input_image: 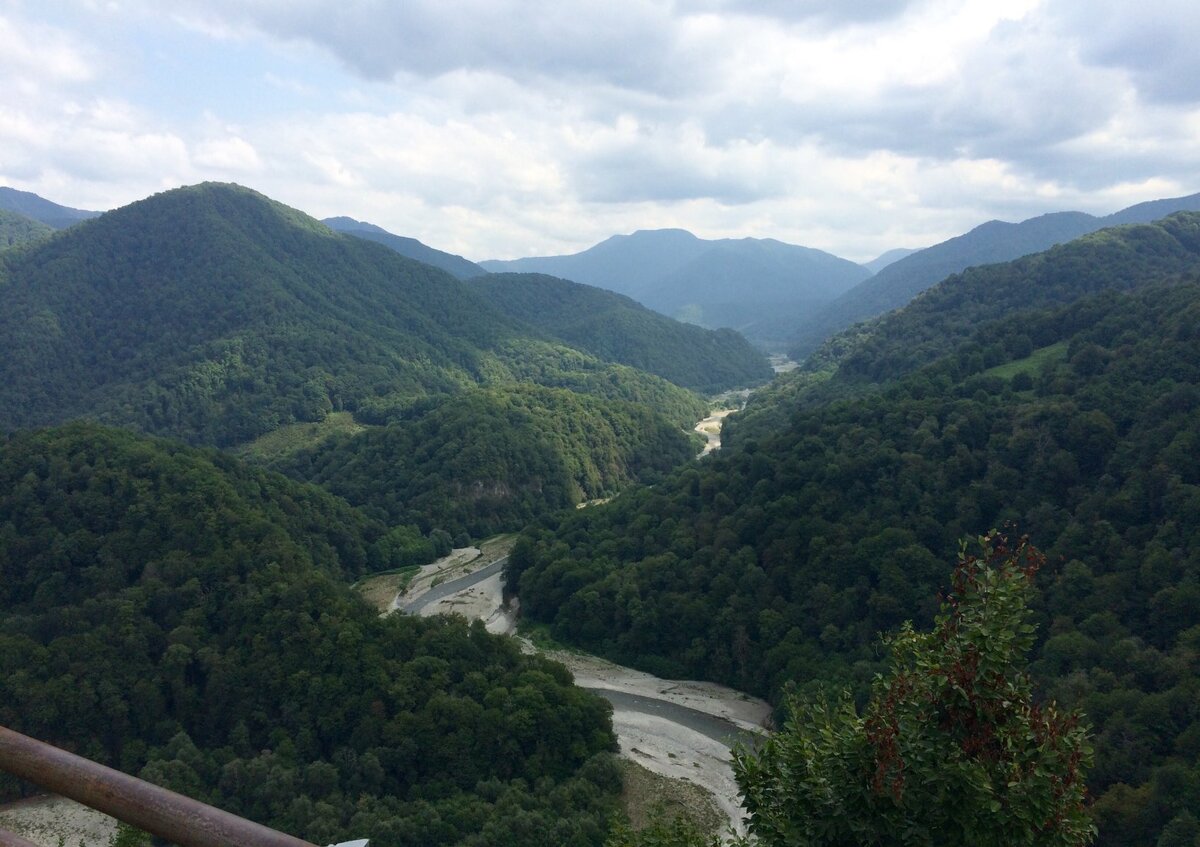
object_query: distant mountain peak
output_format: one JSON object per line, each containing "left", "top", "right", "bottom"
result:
{"left": 481, "top": 228, "right": 868, "bottom": 344}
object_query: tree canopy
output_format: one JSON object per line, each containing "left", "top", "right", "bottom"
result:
{"left": 0, "top": 423, "right": 622, "bottom": 846}
{"left": 735, "top": 534, "right": 1094, "bottom": 847}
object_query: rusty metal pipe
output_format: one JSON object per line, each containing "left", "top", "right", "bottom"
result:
{"left": 0, "top": 725, "right": 317, "bottom": 847}
{"left": 0, "top": 828, "right": 42, "bottom": 847}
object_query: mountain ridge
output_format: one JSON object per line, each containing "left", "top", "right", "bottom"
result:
{"left": 786, "top": 191, "right": 1200, "bottom": 357}
{"left": 322, "top": 215, "right": 488, "bottom": 279}
{"left": 466, "top": 272, "right": 773, "bottom": 393}
{"left": 0, "top": 186, "right": 101, "bottom": 229}
{"left": 482, "top": 228, "right": 870, "bottom": 343}
{"left": 0, "top": 182, "right": 702, "bottom": 446}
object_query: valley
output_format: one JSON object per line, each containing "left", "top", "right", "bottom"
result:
{"left": 3, "top": 182, "right": 1200, "bottom": 846}
{"left": 363, "top": 540, "right": 771, "bottom": 839}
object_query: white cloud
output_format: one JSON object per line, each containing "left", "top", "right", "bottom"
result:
{"left": 1, "top": 0, "right": 1198, "bottom": 264}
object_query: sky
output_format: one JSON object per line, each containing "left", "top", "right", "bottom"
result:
{"left": 3, "top": 0, "right": 1199, "bottom": 263}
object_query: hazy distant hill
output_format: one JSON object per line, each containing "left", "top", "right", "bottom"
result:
{"left": 323, "top": 215, "right": 487, "bottom": 279}
{"left": 482, "top": 228, "right": 869, "bottom": 344}
{"left": 467, "top": 272, "right": 772, "bottom": 393}
{"left": 0, "top": 186, "right": 100, "bottom": 229}
{"left": 0, "top": 209, "right": 54, "bottom": 250}
{"left": 0, "top": 183, "right": 701, "bottom": 446}
{"left": 788, "top": 191, "right": 1200, "bottom": 357}
{"left": 862, "top": 247, "right": 918, "bottom": 273}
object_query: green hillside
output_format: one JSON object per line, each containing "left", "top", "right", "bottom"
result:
{"left": 511, "top": 276, "right": 1200, "bottom": 844}
{"left": 323, "top": 216, "right": 488, "bottom": 280}
{"left": 0, "top": 183, "right": 701, "bottom": 447}
{"left": 0, "top": 423, "right": 621, "bottom": 846}
{"left": 0, "top": 209, "right": 54, "bottom": 251}
{"left": 786, "top": 192, "right": 1200, "bottom": 357}
{"left": 467, "top": 273, "right": 773, "bottom": 393}
{"left": 730, "top": 212, "right": 1200, "bottom": 441}
{"left": 264, "top": 384, "right": 699, "bottom": 539}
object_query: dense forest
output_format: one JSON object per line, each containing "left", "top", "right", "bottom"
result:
{"left": 511, "top": 276, "right": 1200, "bottom": 844}
{"left": 265, "top": 384, "right": 701, "bottom": 539}
{"left": 0, "top": 183, "right": 703, "bottom": 448}
{"left": 0, "top": 424, "right": 622, "bottom": 846}
{"left": 466, "top": 273, "right": 772, "bottom": 394}
{"left": 0, "top": 209, "right": 53, "bottom": 251}
{"left": 784, "top": 192, "right": 1200, "bottom": 358}
{"left": 730, "top": 212, "right": 1200, "bottom": 441}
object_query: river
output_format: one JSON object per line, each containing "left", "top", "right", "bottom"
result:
{"left": 399, "top": 551, "right": 771, "bottom": 836}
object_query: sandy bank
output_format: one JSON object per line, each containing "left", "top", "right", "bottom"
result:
{"left": 694, "top": 408, "right": 737, "bottom": 457}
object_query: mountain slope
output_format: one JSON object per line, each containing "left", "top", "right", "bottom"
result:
{"left": 832, "top": 212, "right": 1200, "bottom": 386}
{"left": 269, "top": 384, "right": 701, "bottom": 538}
{"left": 322, "top": 216, "right": 487, "bottom": 279}
{"left": 0, "top": 183, "right": 700, "bottom": 446}
{"left": 482, "top": 229, "right": 869, "bottom": 341}
{"left": 467, "top": 273, "right": 772, "bottom": 393}
{"left": 0, "top": 209, "right": 54, "bottom": 250}
{"left": 862, "top": 247, "right": 918, "bottom": 274}
{"left": 789, "top": 191, "right": 1200, "bottom": 356}
{"left": 730, "top": 212, "right": 1200, "bottom": 441}
{"left": 512, "top": 275, "right": 1200, "bottom": 846}
{"left": 0, "top": 422, "right": 621, "bottom": 845}
{"left": 0, "top": 186, "right": 100, "bottom": 229}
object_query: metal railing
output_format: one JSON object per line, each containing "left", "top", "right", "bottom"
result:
{"left": 0, "top": 725, "right": 364, "bottom": 847}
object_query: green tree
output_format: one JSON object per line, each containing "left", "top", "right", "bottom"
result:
{"left": 734, "top": 533, "right": 1094, "bottom": 847}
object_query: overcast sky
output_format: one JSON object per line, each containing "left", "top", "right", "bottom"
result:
{"left": 3, "top": 0, "right": 1199, "bottom": 262}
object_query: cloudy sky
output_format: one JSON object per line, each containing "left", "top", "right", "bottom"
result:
{"left": 3, "top": 0, "right": 1199, "bottom": 262}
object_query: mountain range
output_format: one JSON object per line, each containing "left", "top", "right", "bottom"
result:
{"left": 511, "top": 209, "right": 1200, "bottom": 845}
{"left": 0, "top": 183, "right": 743, "bottom": 449}
{"left": 784, "top": 190, "right": 1200, "bottom": 357}
{"left": 481, "top": 228, "right": 870, "bottom": 343}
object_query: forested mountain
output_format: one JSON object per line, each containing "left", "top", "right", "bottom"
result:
{"left": 732, "top": 212, "right": 1200, "bottom": 440}
{"left": 481, "top": 229, "right": 868, "bottom": 343}
{"left": 788, "top": 191, "right": 1200, "bottom": 356}
{"left": 323, "top": 216, "right": 487, "bottom": 280}
{"left": 0, "top": 186, "right": 100, "bottom": 229}
{"left": 511, "top": 259, "right": 1200, "bottom": 840}
{"left": 0, "top": 209, "right": 53, "bottom": 251}
{"left": 0, "top": 183, "right": 701, "bottom": 447}
{"left": 466, "top": 273, "right": 772, "bottom": 393}
{"left": 0, "top": 423, "right": 622, "bottom": 846}
{"left": 264, "top": 385, "right": 699, "bottom": 538}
